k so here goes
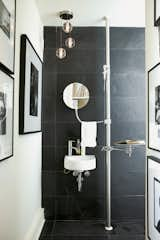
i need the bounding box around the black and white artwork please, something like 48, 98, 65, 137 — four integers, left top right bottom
0, 0, 10, 38
0, 0, 15, 73
19, 35, 42, 134
0, 69, 13, 161
148, 63, 160, 151
0, 92, 6, 135
154, 178, 160, 233
30, 63, 39, 116
155, 0, 160, 26
148, 156, 160, 240
155, 86, 160, 124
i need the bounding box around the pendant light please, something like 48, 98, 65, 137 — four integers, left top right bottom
60, 11, 75, 49
56, 47, 66, 59
56, 10, 75, 59
56, 28, 66, 59
60, 11, 73, 34
65, 37, 75, 48
63, 21, 73, 33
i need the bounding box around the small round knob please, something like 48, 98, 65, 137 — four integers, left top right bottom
84, 171, 90, 177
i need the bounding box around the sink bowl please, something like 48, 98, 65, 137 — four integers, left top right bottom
64, 155, 96, 171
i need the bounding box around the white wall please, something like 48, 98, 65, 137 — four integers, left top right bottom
0, 0, 44, 239
36, 0, 145, 27
145, 0, 160, 239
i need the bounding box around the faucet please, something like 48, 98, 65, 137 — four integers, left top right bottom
68, 139, 81, 155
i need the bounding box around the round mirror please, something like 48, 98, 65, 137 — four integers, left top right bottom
63, 82, 90, 109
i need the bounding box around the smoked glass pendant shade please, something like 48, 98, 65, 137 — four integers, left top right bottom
56, 47, 66, 59
65, 37, 75, 48
63, 21, 73, 33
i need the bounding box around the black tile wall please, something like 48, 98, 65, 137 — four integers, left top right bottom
110, 27, 145, 221
42, 27, 145, 221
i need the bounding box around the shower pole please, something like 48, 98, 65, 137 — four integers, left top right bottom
103, 17, 113, 231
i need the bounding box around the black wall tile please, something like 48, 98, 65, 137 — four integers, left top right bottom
44, 27, 57, 49
56, 95, 78, 123
111, 148, 146, 174
111, 171, 145, 196
43, 197, 57, 220
112, 196, 145, 220
111, 72, 145, 98
43, 49, 57, 73
42, 171, 56, 197
55, 146, 68, 170
43, 72, 57, 97
131, 148, 146, 172
79, 97, 104, 122
43, 122, 56, 146
42, 146, 56, 171
111, 121, 145, 141
42, 27, 145, 222
110, 28, 145, 50
55, 197, 105, 220
111, 97, 145, 122
56, 171, 77, 195
56, 49, 105, 74
110, 49, 145, 74
42, 96, 56, 123
71, 27, 106, 50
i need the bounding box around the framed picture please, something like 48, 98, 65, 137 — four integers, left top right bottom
0, 0, 16, 74
0, 69, 13, 161
147, 156, 160, 240
19, 35, 42, 134
148, 63, 160, 151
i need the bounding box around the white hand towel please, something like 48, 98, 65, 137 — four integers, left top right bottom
81, 121, 97, 147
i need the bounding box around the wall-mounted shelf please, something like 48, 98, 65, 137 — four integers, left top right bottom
102, 140, 145, 157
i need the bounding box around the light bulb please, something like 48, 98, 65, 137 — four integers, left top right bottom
56, 48, 66, 59
65, 37, 75, 48
63, 21, 73, 33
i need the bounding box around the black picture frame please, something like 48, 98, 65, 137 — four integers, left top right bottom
19, 34, 43, 134
154, 0, 160, 26
0, 0, 16, 74
147, 156, 160, 240
0, 69, 14, 162
148, 63, 160, 152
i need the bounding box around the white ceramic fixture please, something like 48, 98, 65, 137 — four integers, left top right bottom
64, 155, 96, 171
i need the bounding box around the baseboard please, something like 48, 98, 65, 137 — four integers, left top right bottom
24, 208, 45, 240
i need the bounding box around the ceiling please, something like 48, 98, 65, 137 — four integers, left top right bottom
36, 0, 145, 27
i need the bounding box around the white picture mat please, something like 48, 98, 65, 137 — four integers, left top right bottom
0, 70, 13, 160
156, 0, 160, 21
24, 40, 42, 132
149, 65, 160, 150
148, 159, 160, 240
0, 0, 15, 72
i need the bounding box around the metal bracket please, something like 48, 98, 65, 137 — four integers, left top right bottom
102, 145, 133, 157
104, 119, 112, 125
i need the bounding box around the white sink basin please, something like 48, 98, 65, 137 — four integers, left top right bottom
64, 155, 96, 171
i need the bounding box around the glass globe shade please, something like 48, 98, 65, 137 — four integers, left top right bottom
65, 37, 75, 48
56, 48, 66, 59
63, 21, 73, 33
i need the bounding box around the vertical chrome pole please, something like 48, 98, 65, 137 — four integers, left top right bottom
103, 17, 113, 231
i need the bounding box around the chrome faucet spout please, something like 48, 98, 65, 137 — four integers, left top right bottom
72, 147, 81, 155
68, 139, 81, 155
